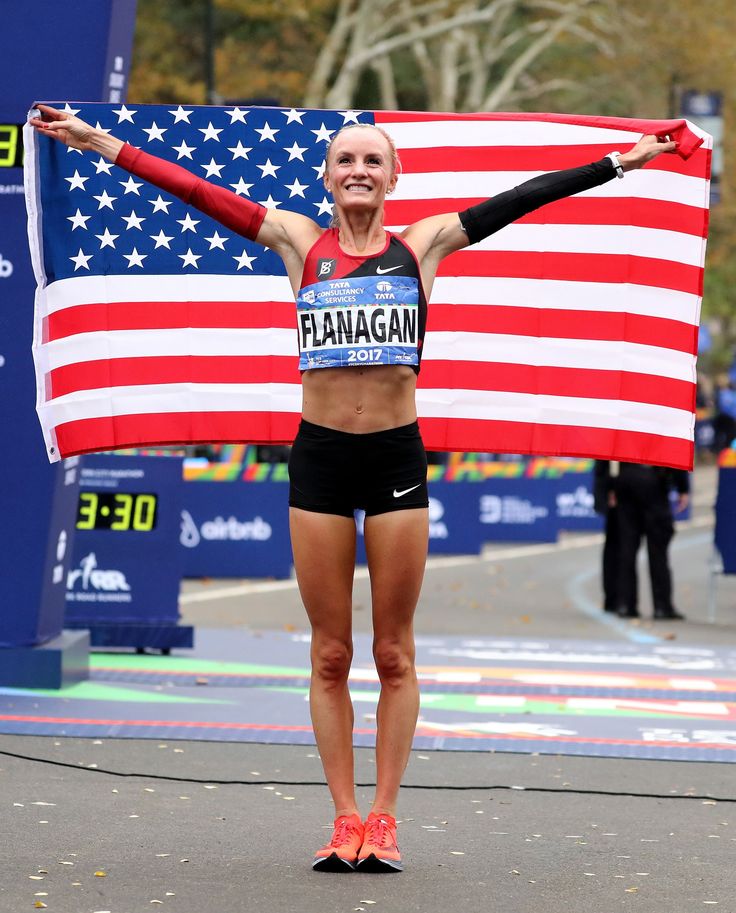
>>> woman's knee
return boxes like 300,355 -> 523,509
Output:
311,638 -> 353,685
373,638 -> 415,686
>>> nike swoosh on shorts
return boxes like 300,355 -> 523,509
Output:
393,484 -> 421,498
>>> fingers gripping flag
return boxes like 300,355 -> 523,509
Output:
24,104 -> 710,468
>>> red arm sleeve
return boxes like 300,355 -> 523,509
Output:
115,143 -> 267,241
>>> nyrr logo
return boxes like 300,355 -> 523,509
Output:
66,552 -> 132,601
317,258 -> 336,279
0,254 -> 13,278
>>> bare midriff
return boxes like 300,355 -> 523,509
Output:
301,364 -> 418,433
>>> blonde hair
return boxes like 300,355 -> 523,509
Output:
324,124 -> 401,227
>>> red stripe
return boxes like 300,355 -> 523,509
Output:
47,300 -> 296,341
416,417 -> 694,470
398,144 -> 710,178
52,410 -> 693,469
374,110 -> 705,159
47,356 -> 694,413
49,355 -> 301,398
385,197 -> 708,238
428,305 -> 697,354
54,411 -> 302,459
439,251 -> 702,296
418,362 -> 695,412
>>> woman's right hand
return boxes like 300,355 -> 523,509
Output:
29,104 -> 97,151
29,103 -> 124,161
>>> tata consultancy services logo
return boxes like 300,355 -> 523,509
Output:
0,254 -> 13,278
180,509 -> 272,548
66,552 -> 132,602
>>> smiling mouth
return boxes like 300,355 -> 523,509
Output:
346,184 -> 372,192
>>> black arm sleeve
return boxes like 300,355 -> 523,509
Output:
458,158 -> 617,245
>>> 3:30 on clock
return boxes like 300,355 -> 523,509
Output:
76,492 -> 158,531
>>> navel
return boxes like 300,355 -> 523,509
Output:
355,403 -> 364,414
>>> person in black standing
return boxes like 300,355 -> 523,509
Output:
593,460 -> 622,613
610,462 -> 690,620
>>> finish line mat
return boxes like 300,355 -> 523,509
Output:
2,630 -> 736,761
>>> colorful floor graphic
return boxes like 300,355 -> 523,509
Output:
2,630 -> 736,761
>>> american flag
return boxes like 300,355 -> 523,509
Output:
24,104 -> 710,469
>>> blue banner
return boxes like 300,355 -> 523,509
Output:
180,481 -> 292,578
715,467 -> 736,573
478,477 -> 559,543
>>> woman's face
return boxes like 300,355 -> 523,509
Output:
324,128 -> 397,214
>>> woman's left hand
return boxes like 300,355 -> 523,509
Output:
619,134 -> 678,171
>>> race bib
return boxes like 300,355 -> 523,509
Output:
296,274 -> 420,370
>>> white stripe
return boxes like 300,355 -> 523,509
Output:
415,389 -> 694,440
393,168 -> 708,209
422,332 -> 695,382
389,223 -> 705,268
37,381 -> 691,440
41,272 -> 294,315
38,272 -> 702,326
429,277 -> 700,325
382,118 -> 713,150
43,327 -> 299,371
39,382 -> 303,426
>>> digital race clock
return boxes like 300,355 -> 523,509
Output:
0,124 -> 24,168
76,491 -> 159,531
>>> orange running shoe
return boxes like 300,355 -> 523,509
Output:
312,813 -> 364,872
356,812 -> 403,872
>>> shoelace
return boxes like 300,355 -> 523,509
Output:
365,817 -> 393,848
330,817 -> 361,848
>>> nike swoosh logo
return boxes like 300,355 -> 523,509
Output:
393,484 -> 421,498
376,265 -> 401,274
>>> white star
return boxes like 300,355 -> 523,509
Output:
62,103 -> 81,116
66,146 -> 83,155
258,194 -> 282,209
178,248 -> 202,268
226,107 -> 248,123
96,228 -> 119,249
119,175 -> 143,195
201,158 -> 225,178
92,157 -> 114,175
173,140 -> 196,160
67,209 -> 91,230
227,141 -> 252,160
340,110 -> 363,124
65,170 -> 89,191
93,189 -> 117,210
142,122 -> 167,142
282,108 -> 304,124
123,247 -> 147,268
255,122 -> 279,142
285,178 -> 308,198
312,161 -> 327,180
256,158 -> 281,179
229,177 -> 253,196
199,122 -> 223,142
69,248 -> 92,271
284,141 -> 307,162
233,250 -> 256,270
313,196 -> 334,217
169,105 -> 193,123
112,105 -> 137,123
149,195 -> 173,213
121,210 -> 145,230
204,231 -> 229,250
177,213 -> 200,233
150,230 -> 174,249
311,122 -> 334,144
94,122 -> 112,135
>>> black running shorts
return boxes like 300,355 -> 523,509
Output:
288,419 -> 429,517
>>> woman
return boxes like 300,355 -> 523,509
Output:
30,104 -> 675,872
